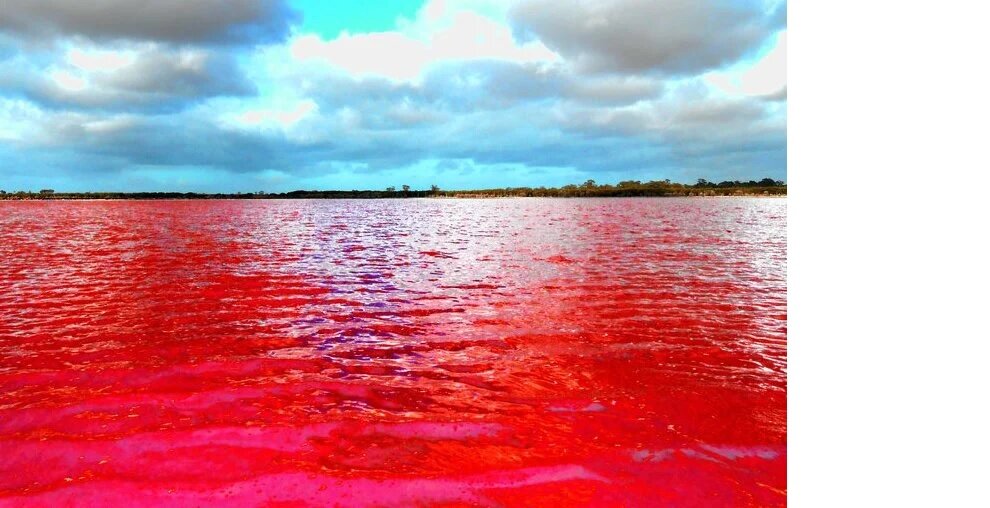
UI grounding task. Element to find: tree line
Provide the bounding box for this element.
[0,178,785,200]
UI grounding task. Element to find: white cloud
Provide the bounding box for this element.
[80,115,137,134]
[235,99,318,128]
[290,32,425,82]
[66,47,135,72]
[288,0,558,82]
[12,43,254,109]
[0,0,787,189]
[705,31,787,98]
[48,68,87,91]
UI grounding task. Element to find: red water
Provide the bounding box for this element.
[0,198,786,507]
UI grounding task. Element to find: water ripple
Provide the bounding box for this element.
[0,197,786,506]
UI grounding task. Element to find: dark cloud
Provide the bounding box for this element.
[97,50,253,98]
[763,87,787,101]
[3,92,785,191]
[296,60,662,127]
[420,61,561,110]
[1,2,786,191]
[563,75,663,106]
[558,94,785,148]
[421,61,663,109]
[1,47,255,112]
[32,112,302,172]
[510,0,785,75]
[669,98,772,130]
[0,0,297,45]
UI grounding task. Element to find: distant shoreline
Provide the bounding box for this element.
[1,194,786,201]
[0,179,786,200]
[0,191,785,200]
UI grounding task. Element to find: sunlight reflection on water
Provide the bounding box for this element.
[0,197,786,506]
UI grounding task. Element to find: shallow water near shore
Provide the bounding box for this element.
[0,197,786,506]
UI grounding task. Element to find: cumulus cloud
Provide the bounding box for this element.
[559,82,784,145]
[1,1,787,191]
[510,0,785,75]
[418,60,665,109]
[8,106,301,174]
[0,0,284,113]
[0,0,297,45]
[706,30,786,99]
[0,44,254,111]
[288,5,557,82]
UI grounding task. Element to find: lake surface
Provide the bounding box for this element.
[0,198,786,506]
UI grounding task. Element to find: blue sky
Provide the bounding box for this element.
[0,1,786,192]
[288,0,422,38]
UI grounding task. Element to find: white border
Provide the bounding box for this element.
[791,1,990,505]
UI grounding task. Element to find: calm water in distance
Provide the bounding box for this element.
[0,197,786,506]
